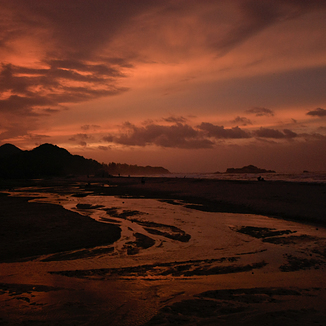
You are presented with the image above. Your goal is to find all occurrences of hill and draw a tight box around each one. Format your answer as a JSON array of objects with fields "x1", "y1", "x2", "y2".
[
  {"x1": 0, "y1": 143, "x2": 22, "y2": 158},
  {"x1": 0, "y1": 143, "x2": 170, "y2": 179}
]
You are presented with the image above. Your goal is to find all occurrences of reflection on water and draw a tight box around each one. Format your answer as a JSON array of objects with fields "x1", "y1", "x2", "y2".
[{"x1": 1, "y1": 185, "x2": 326, "y2": 325}]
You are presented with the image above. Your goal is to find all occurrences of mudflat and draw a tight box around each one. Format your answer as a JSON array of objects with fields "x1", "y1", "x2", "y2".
[
  {"x1": 0, "y1": 177, "x2": 326, "y2": 325},
  {"x1": 109, "y1": 177, "x2": 326, "y2": 223},
  {"x1": 0, "y1": 194, "x2": 121, "y2": 263}
]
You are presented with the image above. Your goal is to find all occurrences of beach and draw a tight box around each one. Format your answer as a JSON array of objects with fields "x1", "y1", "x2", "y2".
[
  {"x1": 1, "y1": 177, "x2": 326, "y2": 325},
  {"x1": 109, "y1": 177, "x2": 326, "y2": 223}
]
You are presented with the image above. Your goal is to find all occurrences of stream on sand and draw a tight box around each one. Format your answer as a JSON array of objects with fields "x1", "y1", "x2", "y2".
[{"x1": 1, "y1": 183, "x2": 326, "y2": 325}]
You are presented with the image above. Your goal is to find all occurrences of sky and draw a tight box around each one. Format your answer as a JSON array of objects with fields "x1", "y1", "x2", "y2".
[{"x1": 1, "y1": 0, "x2": 326, "y2": 173}]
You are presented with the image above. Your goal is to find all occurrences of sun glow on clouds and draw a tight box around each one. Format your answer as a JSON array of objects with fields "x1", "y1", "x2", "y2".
[{"x1": 1, "y1": 0, "x2": 326, "y2": 172}]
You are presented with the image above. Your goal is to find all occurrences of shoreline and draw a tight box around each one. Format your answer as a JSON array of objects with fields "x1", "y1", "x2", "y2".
[
  {"x1": 105, "y1": 176, "x2": 326, "y2": 225},
  {"x1": 2, "y1": 175, "x2": 326, "y2": 225}
]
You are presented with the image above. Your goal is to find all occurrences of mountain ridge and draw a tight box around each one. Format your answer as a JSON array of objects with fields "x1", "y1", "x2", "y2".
[{"x1": 0, "y1": 143, "x2": 170, "y2": 178}]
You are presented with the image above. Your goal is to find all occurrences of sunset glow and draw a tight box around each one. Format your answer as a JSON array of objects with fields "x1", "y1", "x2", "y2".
[{"x1": 1, "y1": 0, "x2": 326, "y2": 172}]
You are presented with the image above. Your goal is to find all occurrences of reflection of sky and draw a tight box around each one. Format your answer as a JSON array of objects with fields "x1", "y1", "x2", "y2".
[
  {"x1": 5, "y1": 187, "x2": 326, "y2": 271},
  {"x1": 2, "y1": 186, "x2": 326, "y2": 324},
  {"x1": 1, "y1": 1, "x2": 326, "y2": 172}
]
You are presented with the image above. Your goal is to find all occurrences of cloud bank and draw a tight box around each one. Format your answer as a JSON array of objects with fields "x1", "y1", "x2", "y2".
[
  {"x1": 307, "y1": 108, "x2": 326, "y2": 117},
  {"x1": 96, "y1": 120, "x2": 324, "y2": 150}
]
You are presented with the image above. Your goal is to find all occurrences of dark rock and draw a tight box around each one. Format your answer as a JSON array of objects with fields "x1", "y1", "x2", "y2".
[{"x1": 224, "y1": 165, "x2": 276, "y2": 174}]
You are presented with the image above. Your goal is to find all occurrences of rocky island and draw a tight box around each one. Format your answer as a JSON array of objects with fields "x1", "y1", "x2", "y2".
[{"x1": 224, "y1": 164, "x2": 276, "y2": 174}]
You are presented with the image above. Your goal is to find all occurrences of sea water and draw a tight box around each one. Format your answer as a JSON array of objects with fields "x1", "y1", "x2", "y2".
[{"x1": 138, "y1": 171, "x2": 326, "y2": 183}]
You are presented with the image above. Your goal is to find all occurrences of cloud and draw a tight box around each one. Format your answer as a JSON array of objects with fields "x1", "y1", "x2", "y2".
[
  {"x1": 81, "y1": 125, "x2": 101, "y2": 131},
  {"x1": 207, "y1": 0, "x2": 326, "y2": 55},
  {"x1": 306, "y1": 108, "x2": 326, "y2": 117},
  {"x1": 103, "y1": 122, "x2": 214, "y2": 149},
  {"x1": 69, "y1": 133, "x2": 92, "y2": 147},
  {"x1": 1, "y1": 0, "x2": 326, "y2": 155},
  {"x1": 197, "y1": 123, "x2": 251, "y2": 139},
  {"x1": 1, "y1": 0, "x2": 325, "y2": 121},
  {"x1": 163, "y1": 116, "x2": 188, "y2": 123},
  {"x1": 98, "y1": 145, "x2": 110, "y2": 151},
  {"x1": 101, "y1": 121, "x2": 305, "y2": 149},
  {"x1": 0, "y1": 63, "x2": 128, "y2": 117},
  {"x1": 317, "y1": 126, "x2": 326, "y2": 133},
  {"x1": 0, "y1": 1, "x2": 155, "y2": 120},
  {"x1": 245, "y1": 107, "x2": 274, "y2": 117},
  {"x1": 231, "y1": 116, "x2": 252, "y2": 126},
  {"x1": 0, "y1": 121, "x2": 31, "y2": 141},
  {"x1": 253, "y1": 127, "x2": 297, "y2": 139}
]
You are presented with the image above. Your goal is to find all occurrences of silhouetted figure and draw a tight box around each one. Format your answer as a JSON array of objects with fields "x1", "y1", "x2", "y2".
[
  {"x1": 257, "y1": 176, "x2": 265, "y2": 182},
  {"x1": 141, "y1": 177, "x2": 145, "y2": 184}
]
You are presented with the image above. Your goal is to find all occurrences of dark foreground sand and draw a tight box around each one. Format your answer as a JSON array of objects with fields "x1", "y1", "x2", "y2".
[
  {"x1": 0, "y1": 193, "x2": 121, "y2": 263},
  {"x1": 0, "y1": 177, "x2": 326, "y2": 325}
]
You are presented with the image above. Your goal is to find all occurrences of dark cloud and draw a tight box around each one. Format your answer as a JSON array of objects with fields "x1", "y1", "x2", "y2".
[
  {"x1": 69, "y1": 133, "x2": 90, "y2": 140},
  {"x1": 283, "y1": 129, "x2": 298, "y2": 138},
  {"x1": 231, "y1": 116, "x2": 252, "y2": 126},
  {"x1": 101, "y1": 120, "x2": 305, "y2": 149},
  {"x1": 98, "y1": 145, "x2": 110, "y2": 151},
  {"x1": 211, "y1": 1, "x2": 281, "y2": 54},
  {"x1": 245, "y1": 107, "x2": 274, "y2": 117},
  {"x1": 26, "y1": 133, "x2": 51, "y2": 142},
  {"x1": 163, "y1": 116, "x2": 188, "y2": 123},
  {"x1": 103, "y1": 122, "x2": 214, "y2": 149},
  {"x1": 1, "y1": 0, "x2": 325, "y2": 121},
  {"x1": 81, "y1": 125, "x2": 101, "y2": 131},
  {"x1": 43, "y1": 108, "x2": 60, "y2": 114},
  {"x1": 99, "y1": 120, "x2": 323, "y2": 149},
  {"x1": 197, "y1": 123, "x2": 251, "y2": 139},
  {"x1": 0, "y1": 1, "x2": 152, "y2": 119},
  {"x1": 317, "y1": 126, "x2": 326, "y2": 133},
  {"x1": 0, "y1": 121, "x2": 31, "y2": 141},
  {"x1": 69, "y1": 133, "x2": 92, "y2": 147},
  {"x1": 254, "y1": 127, "x2": 297, "y2": 139},
  {"x1": 0, "y1": 0, "x2": 161, "y2": 56},
  {"x1": 208, "y1": 0, "x2": 326, "y2": 55},
  {"x1": 306, "y1": 108, "x2": 326, "y2": 117},
  {"x1": 0, "y1": 63, "x2": 128, "y2": 117},
  {"x1": 0, "y1": 94, "x2": 55, "y2": 116}
]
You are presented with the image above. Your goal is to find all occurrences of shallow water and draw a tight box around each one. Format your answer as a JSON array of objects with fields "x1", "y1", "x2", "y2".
[
  {"x1": 146, "y1": 171, "x2": 326, "y2": 183},
  {"x1": 1, "y1": 186, "x2": 326, "y2": 325}
]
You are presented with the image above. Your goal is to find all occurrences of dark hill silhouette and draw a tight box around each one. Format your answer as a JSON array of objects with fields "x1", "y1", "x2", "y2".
[
  {"x1": 224, "y1": 165, "x2": 276, "y2": 174},
  {"x1": 0, "y1": 143, "x2": 102, "y2": 178},
  {"x1": 0, "y1": 143, "x2": 170, "y2": 179},
  {"x1": 0, "y1": 143, "x2": 22, "y2": 158}
]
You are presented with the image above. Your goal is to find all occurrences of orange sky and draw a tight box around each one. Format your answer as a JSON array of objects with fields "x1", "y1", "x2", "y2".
[{"x1": 1, "y1": 0, "x2": 326, "y2": 172}]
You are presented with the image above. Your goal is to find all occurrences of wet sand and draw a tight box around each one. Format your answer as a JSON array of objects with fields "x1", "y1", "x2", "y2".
[
  {"x1": 108, "y1": 177, "x2": 326, "y2": 224},
  {"x1": 0, "y1": 194, "x2": 121, "y2": 263},
  {"x1": 0, "y1": 177, "x2": 326, "y2": 325}
]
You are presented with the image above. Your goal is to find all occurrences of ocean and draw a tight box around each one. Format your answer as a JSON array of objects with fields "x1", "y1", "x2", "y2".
[{"x1": 142, "y1": 171, "x2": 326, "y2": 183}]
